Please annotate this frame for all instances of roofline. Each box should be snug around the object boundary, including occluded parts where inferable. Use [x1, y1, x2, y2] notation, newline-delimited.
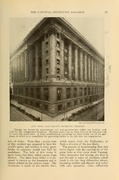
[59, 17, 104, 60]
[10, 17, 104, 60]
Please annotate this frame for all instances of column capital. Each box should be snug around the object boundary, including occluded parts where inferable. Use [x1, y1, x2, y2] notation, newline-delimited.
[79, 48, 84, 53]
[48, 26, 57, 35]
[60, 33, 65, 40]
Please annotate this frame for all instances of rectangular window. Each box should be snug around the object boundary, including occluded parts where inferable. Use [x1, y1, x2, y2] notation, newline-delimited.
[57, 76, 60, 80]
[79, 88, 82, 96]
[44, 104, 48, 111]
[46, 41, 48, 48]
[58, 104, 62, 111]
[46, 59, 49, 65]
[73, 88, 77, 97]
[57, 50, 60, 56]
[25, 87, 28, 96]
[67, 102, 71, 108]
[46, 68, 49, 74]
[35, 102, 39, 108]
[64, 48, 68, 54]
[84, 88, 87, 96]
[29, 100, 33, 106]
[36, 88, 40, 99]
[80, 99, 83, 104]
[74, 101, 78, 106]
[66, 88, 71, 99]
[45, 33, 48, 39]
[46, 50, 48, 56]
[25, 99, 28, 104]
[57, 59, 60, 65]
[46, 76, 48, 81]
[57, 41, 60, 48]
[72, 72, 75, 80]
[44, 88, 49, 101]
[64, 56, 68, 61]
[57, 33, 60, 39]
[57, 88, 62, 101]
[88, 87, 90, 95]
[57, 68, 60, 74]
[30, 88, 34, 97]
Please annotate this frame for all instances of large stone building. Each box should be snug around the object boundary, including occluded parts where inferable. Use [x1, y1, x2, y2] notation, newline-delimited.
[10, 17, 104, 117]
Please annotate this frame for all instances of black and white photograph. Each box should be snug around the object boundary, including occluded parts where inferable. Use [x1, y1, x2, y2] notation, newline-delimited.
[10, 17, 104, 121]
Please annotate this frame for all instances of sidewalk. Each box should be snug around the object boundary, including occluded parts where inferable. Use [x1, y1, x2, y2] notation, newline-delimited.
[10, 99, 103, 121]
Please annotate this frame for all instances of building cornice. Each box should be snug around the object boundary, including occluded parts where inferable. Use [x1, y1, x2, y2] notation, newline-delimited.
[10, 17, 104, 61]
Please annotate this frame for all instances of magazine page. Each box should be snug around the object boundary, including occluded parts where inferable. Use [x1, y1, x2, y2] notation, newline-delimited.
[1, 0, 119, 180]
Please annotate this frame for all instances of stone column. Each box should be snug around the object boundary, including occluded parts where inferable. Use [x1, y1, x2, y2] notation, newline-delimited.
[79, 49, 83, 81]
[68, 42, 72, 80]
[11, 61, 13, 83]
[15, 58, 18, 82]
[41, 39, 46, 80]
[21, 53, 23, 82]
[93, 58, 96, 82]
[84, 52, 87, 82]
[29, 46, 34, 81]
[24, 49, 29, 81]
[102, 64, 104, 84]
[60, 35, 64, 79]
[49, 86, 57, 102]
[99, 63, 100, 83]
[16, 57, 18, 82]
[13, 60, 15, 83]
[87, 55, 91, 82]
[95, 61, 97, 82]
[49, 87, 57, 115]
[62, 86, 66, 112]
[17, 56, 19, 82]
[22, 52, 25, 82]
[49, 28, 56, 81]
[91, 57, 94, 82]
[74, 46, 78, 81]
[35, 42, 39, 80]
[14, 59, 16, 82]
[19, 55, 22, 82]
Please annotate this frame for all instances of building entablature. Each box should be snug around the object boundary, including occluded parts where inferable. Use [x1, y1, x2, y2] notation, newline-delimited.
[10, 18, 104, 64]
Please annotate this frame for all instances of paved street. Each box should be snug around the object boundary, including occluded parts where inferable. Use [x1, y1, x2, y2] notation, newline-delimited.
[10, 106, 33, 121]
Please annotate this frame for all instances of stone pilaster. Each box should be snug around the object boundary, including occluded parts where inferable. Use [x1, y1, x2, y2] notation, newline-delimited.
[93, 58, 96, 82]
[60, 35, 64, 79]
[21, 54, 23, 82]
[17, 56, 20, 82]
[79, 49, 83, 81]
[91, 57, 94, 82]
[41, 39, 46, 80]
[24, 49, 29, 81]
[87, 55, 91, 82]
[49, 28, 56, 81]
[68, 42, 72, 80]
[13, 60, 15, 83]
[29, 46, 34, 81]
[14, 59, 16, 83]
[16, 57, 18, 82]
[49, 86, 57, 102]
[19, 55, 22, 82]
[84, 52, 87, 82]
[74, 46, 78, 81]
[22, 52, 25, 82]
[35, 42, 39, 80]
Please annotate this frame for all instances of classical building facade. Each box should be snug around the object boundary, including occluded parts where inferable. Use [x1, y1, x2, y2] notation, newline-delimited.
[10, 17, 104, 117]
